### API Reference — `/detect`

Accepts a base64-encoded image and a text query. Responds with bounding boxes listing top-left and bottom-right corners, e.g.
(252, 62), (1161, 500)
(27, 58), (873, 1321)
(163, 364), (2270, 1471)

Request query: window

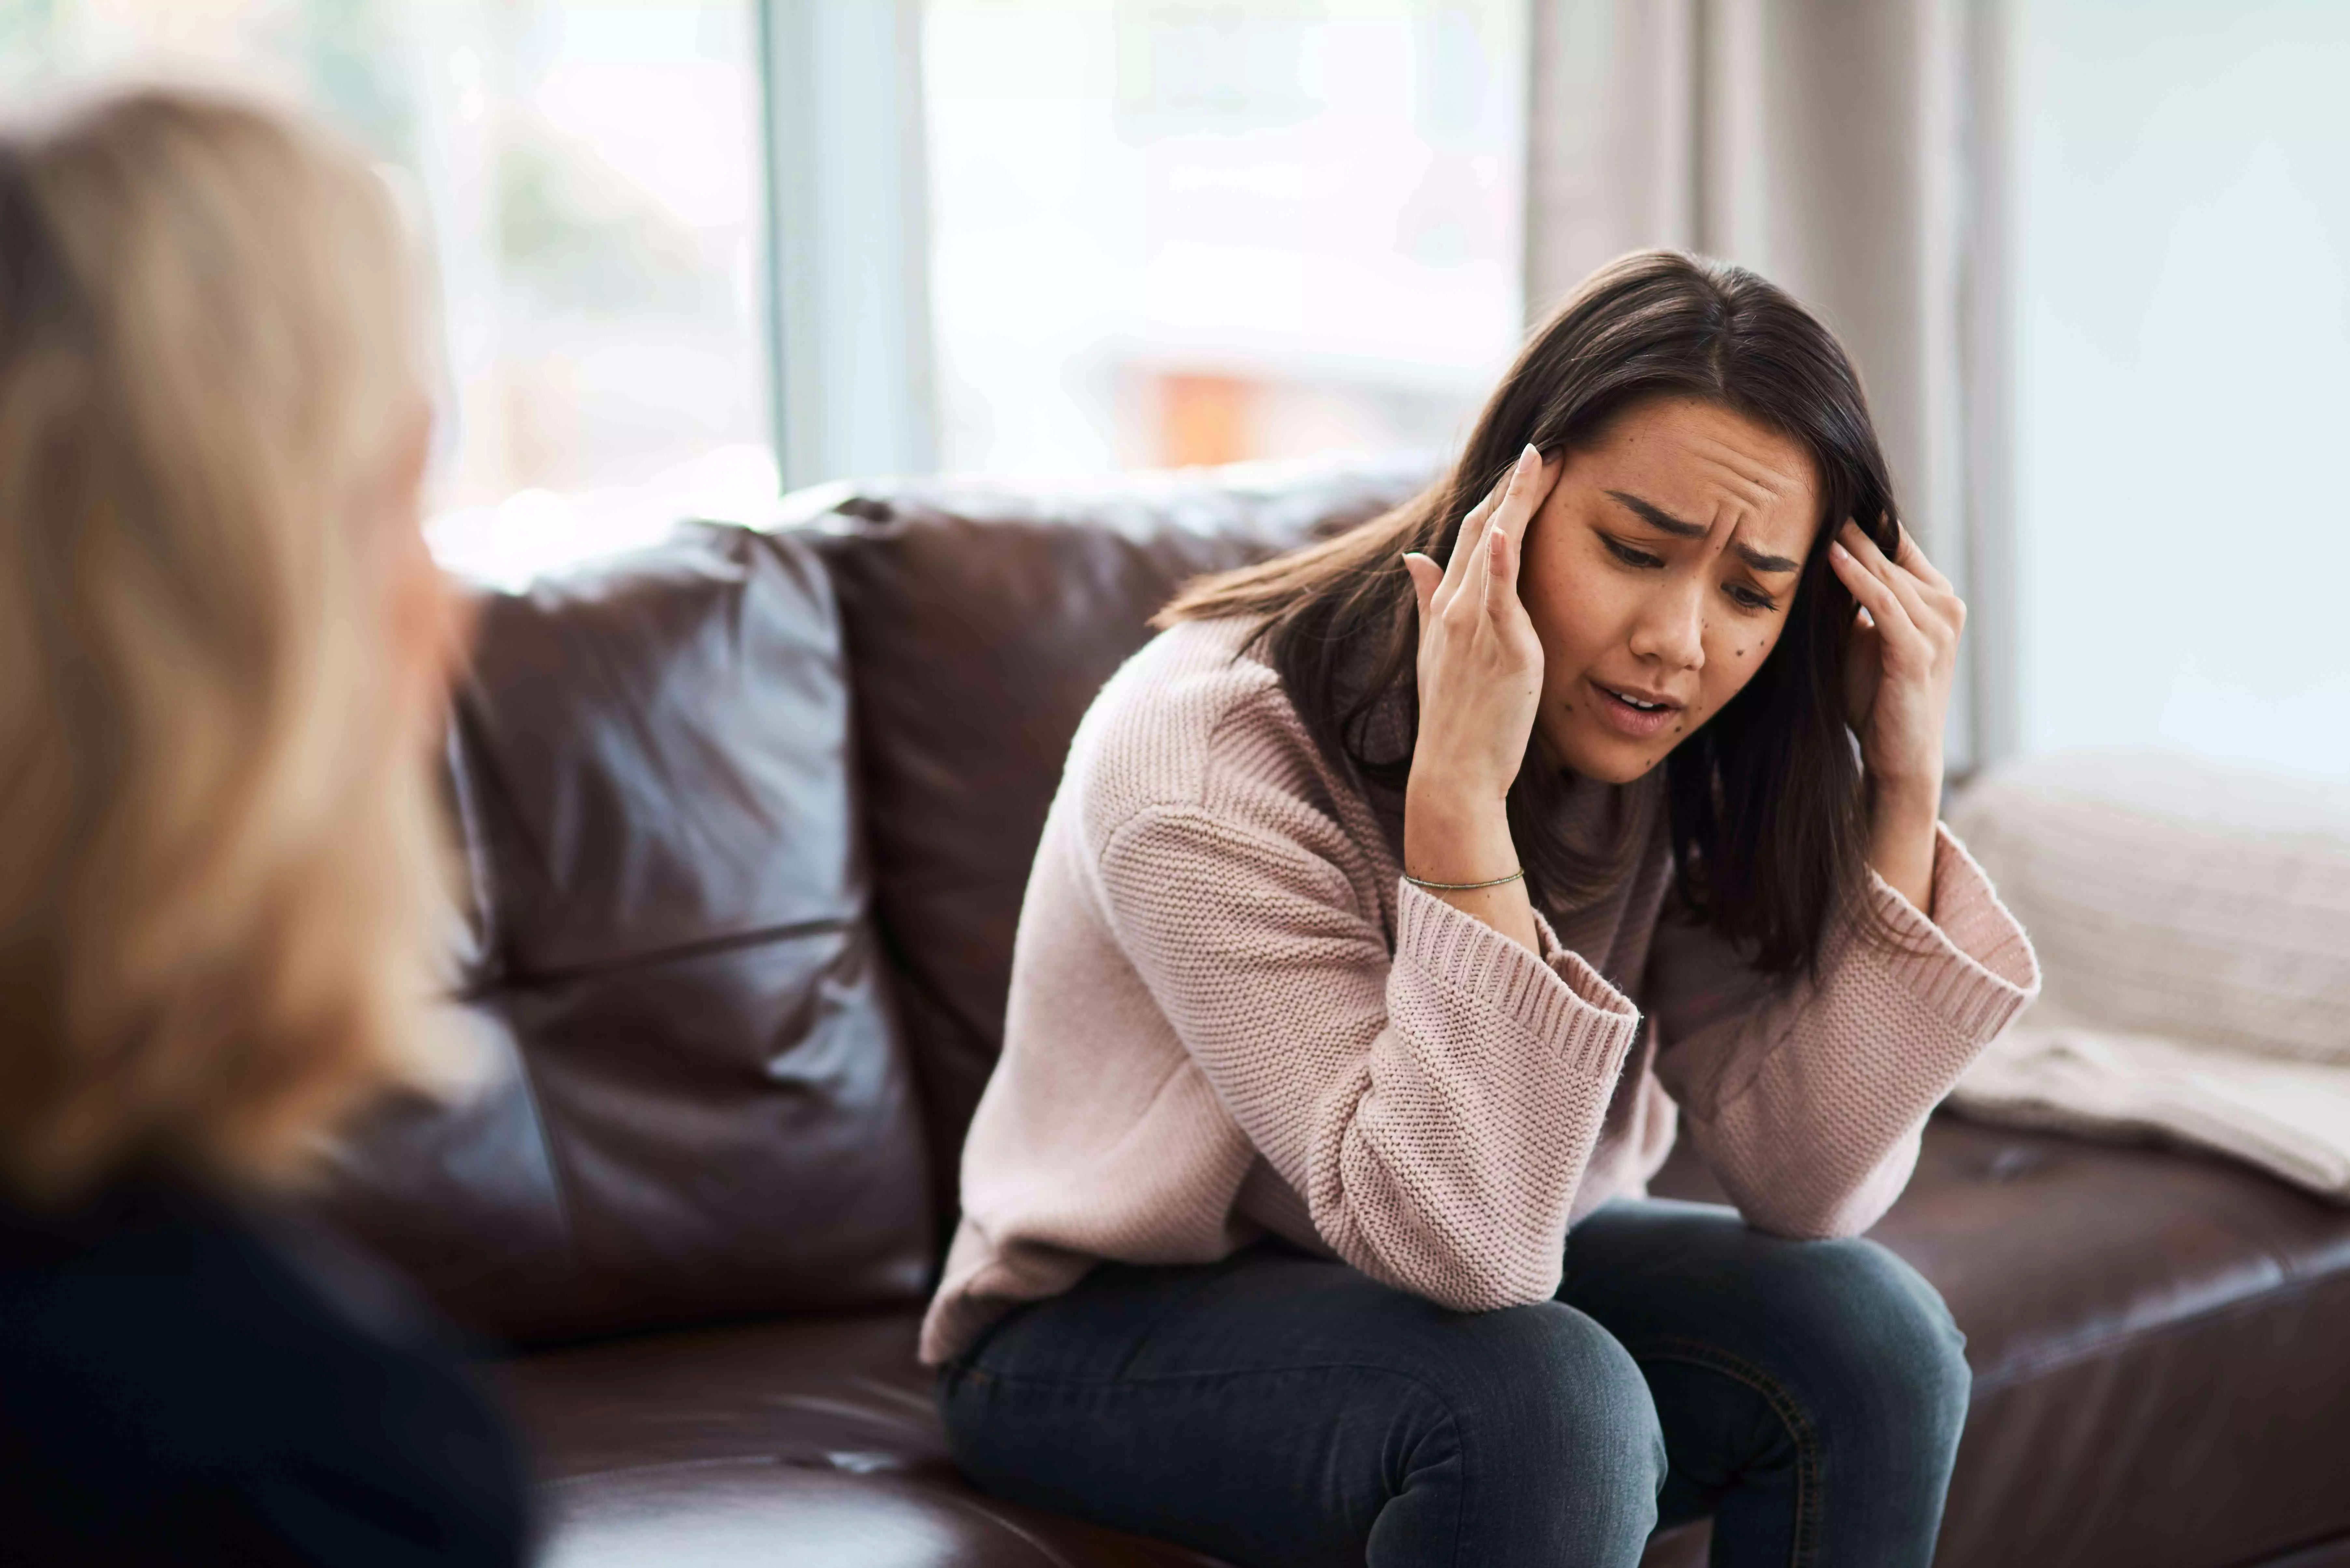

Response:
(0, 0), (773, 579)
(7, 4), (1535, 520)
(921, 0), (1528, 474)
(2014, 0), (2350, 780)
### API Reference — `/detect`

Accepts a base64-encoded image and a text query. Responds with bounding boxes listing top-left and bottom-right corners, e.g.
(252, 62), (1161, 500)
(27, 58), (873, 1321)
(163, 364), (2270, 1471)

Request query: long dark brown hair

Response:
(1157, 249), (1902, 977)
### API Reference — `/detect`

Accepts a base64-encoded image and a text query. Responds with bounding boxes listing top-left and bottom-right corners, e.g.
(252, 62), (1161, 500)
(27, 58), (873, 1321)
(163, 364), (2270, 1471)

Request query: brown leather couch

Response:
(319, 457), (2350, 1568)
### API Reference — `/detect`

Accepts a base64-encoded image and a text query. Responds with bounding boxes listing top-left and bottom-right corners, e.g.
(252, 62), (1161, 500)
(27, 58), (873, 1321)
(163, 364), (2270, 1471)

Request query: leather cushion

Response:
(318, 523), (933, 1344)
(793, 456), (1437, 1223)
(503, 1116), (2350, 1568)
(1651, 1115), (2350, 1568)
(502, 1311), (1225, 1568)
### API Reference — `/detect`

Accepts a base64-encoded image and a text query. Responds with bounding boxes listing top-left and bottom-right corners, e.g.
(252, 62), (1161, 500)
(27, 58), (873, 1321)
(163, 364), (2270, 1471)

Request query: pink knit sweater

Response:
(919, 616), (2039, 1365)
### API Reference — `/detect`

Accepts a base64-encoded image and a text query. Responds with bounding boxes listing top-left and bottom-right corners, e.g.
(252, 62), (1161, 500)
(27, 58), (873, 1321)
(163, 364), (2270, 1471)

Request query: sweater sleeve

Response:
(1645, 820), (2041, 1238)
(1096, 801), (1640, 1312)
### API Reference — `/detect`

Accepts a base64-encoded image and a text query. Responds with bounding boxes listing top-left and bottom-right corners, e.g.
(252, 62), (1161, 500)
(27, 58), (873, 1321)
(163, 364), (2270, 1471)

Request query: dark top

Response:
(0, 1172), (532, 1567)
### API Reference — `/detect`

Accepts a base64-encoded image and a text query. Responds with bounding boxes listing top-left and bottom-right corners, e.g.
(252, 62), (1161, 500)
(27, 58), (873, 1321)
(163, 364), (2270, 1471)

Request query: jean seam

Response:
(1627, 1334), (1821, 1568)
(945, 1358), (1474, 1567)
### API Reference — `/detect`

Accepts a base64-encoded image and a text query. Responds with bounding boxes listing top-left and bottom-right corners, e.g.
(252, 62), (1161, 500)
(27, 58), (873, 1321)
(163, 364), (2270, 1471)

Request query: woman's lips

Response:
(1588, 679), (1681, 738)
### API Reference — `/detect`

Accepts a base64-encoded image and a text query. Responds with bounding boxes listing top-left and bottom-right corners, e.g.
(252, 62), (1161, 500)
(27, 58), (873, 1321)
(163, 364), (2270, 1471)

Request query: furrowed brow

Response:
(1733, 541), (1801, 574)
(1605, 488), (1800, 573)
(1603, 489), (1705, 539)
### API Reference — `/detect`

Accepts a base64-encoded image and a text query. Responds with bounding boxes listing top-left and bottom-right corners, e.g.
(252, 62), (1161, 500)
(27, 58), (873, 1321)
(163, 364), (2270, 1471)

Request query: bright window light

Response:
(0, 0), (774, 582)
(2015, 0), (2350, 782)
(922, 0), (1529, 476)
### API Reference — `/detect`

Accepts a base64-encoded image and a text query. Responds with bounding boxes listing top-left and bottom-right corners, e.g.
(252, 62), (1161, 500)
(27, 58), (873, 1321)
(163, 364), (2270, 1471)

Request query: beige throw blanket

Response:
(1956, 1024), (2350, 1200)
(1947, 750), (2350, 1202)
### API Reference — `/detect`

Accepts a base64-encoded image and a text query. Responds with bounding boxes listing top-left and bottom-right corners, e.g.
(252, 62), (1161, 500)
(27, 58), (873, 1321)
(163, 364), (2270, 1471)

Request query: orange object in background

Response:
(1157, 372), (1259, 467)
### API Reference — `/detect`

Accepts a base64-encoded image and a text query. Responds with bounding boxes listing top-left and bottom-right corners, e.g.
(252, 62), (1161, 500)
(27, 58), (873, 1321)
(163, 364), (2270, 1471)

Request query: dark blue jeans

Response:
(939, 1199), (1970, 1567)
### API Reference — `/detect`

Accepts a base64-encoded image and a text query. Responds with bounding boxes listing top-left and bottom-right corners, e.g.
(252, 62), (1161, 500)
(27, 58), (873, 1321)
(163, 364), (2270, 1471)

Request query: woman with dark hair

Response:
(924, 251), (2039, 1567)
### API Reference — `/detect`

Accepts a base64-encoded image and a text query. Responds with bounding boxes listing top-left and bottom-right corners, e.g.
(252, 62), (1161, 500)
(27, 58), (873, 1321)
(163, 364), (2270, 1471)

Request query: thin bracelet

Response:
(1402, 868), (1526, 891)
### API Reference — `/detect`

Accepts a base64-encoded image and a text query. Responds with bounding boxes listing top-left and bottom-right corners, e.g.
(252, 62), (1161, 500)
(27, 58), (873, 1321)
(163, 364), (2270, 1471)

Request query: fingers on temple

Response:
(1857, 519), (1958, 617)
(1462, 473), (1506, 532)
(1461, 449), (1530, 606)
(1484, 522), (1518, 617)
(1444, 445), (1551, 620)
(1493, 445), (1557, 548)
(1402, 552), (1441, 626)
(1887, 518), (1955, 593)
(1841, 522), (1943, 637)
(1441, 475), (1506, 604)
(1831, 538), (1923, 647)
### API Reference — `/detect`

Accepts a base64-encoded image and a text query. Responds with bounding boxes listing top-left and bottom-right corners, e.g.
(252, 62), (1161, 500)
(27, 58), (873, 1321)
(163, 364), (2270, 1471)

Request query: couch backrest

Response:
(317, 522), (933, 1345)
(796, 455), (1434, 1224)
(318, 456), (1436, 1343)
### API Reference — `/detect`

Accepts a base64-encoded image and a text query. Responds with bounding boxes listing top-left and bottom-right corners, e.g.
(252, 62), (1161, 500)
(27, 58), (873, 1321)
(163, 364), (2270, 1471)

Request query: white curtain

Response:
(1523, 0), (2015, 772)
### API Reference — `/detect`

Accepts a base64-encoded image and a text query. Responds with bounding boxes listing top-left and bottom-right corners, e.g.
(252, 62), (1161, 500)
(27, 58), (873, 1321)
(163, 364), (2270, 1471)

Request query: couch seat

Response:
(503, 1117), (2350, 1568)
(1648, 1115), (2350, 1568)
(501, 1309), (1221, 1568)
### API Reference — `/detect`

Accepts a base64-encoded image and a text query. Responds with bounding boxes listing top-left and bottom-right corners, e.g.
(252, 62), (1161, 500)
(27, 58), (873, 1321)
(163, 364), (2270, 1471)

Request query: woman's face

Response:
(375, 398), (470, 750)
(1518, 396), (1821, 785)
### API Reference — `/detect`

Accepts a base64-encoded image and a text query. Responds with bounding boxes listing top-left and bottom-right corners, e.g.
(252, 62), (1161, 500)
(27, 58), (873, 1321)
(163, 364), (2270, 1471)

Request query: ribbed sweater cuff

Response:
(1863, 822), (2041, 1041)
(1395, 877), (1638, 1072)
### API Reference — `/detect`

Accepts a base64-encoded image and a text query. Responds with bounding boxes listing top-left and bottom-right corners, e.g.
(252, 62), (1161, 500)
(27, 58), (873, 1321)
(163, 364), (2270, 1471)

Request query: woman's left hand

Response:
(1829, 518), (1966, 910)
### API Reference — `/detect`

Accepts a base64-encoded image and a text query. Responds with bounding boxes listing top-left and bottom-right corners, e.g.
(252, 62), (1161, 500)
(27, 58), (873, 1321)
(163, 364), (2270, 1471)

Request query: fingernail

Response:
(1520, 443), (1539, 469)
(1829, 541), (1850, 561)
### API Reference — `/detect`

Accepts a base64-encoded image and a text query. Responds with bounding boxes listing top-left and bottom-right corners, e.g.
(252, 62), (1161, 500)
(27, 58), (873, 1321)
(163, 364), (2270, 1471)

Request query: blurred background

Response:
(3, 0), (2343, 784)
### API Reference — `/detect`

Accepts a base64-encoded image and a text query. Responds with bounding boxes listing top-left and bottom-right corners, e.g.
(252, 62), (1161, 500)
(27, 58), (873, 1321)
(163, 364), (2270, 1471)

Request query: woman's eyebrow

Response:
(1605, 488), (1705, 538)
(1733, 542), (1801, 574)
(1604, 489), (1800, 574)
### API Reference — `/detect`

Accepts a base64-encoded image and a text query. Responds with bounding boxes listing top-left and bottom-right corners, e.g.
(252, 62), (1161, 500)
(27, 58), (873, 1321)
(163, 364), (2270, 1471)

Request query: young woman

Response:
(924, 252), (2040, 1567)
(0, 90), (526, 1562)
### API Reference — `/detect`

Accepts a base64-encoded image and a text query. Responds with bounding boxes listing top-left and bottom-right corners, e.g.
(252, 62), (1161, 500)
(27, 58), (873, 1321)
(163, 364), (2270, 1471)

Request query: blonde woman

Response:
(0, 89), (527, 1563)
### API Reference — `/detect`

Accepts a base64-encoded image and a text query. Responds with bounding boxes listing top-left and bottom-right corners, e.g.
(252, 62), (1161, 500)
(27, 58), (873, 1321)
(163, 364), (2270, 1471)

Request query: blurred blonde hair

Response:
(0, 86), (458, 1206)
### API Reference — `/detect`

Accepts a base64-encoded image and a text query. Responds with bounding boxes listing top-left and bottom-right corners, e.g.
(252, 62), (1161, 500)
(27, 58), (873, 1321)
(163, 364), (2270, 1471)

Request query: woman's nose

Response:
(1627, 580), (1706, 670)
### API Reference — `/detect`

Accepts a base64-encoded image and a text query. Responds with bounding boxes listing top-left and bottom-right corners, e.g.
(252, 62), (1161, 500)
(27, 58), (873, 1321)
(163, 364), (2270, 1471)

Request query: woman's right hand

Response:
(1401, 443), (1560, 807)
(1398, 443), (1560, 951)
